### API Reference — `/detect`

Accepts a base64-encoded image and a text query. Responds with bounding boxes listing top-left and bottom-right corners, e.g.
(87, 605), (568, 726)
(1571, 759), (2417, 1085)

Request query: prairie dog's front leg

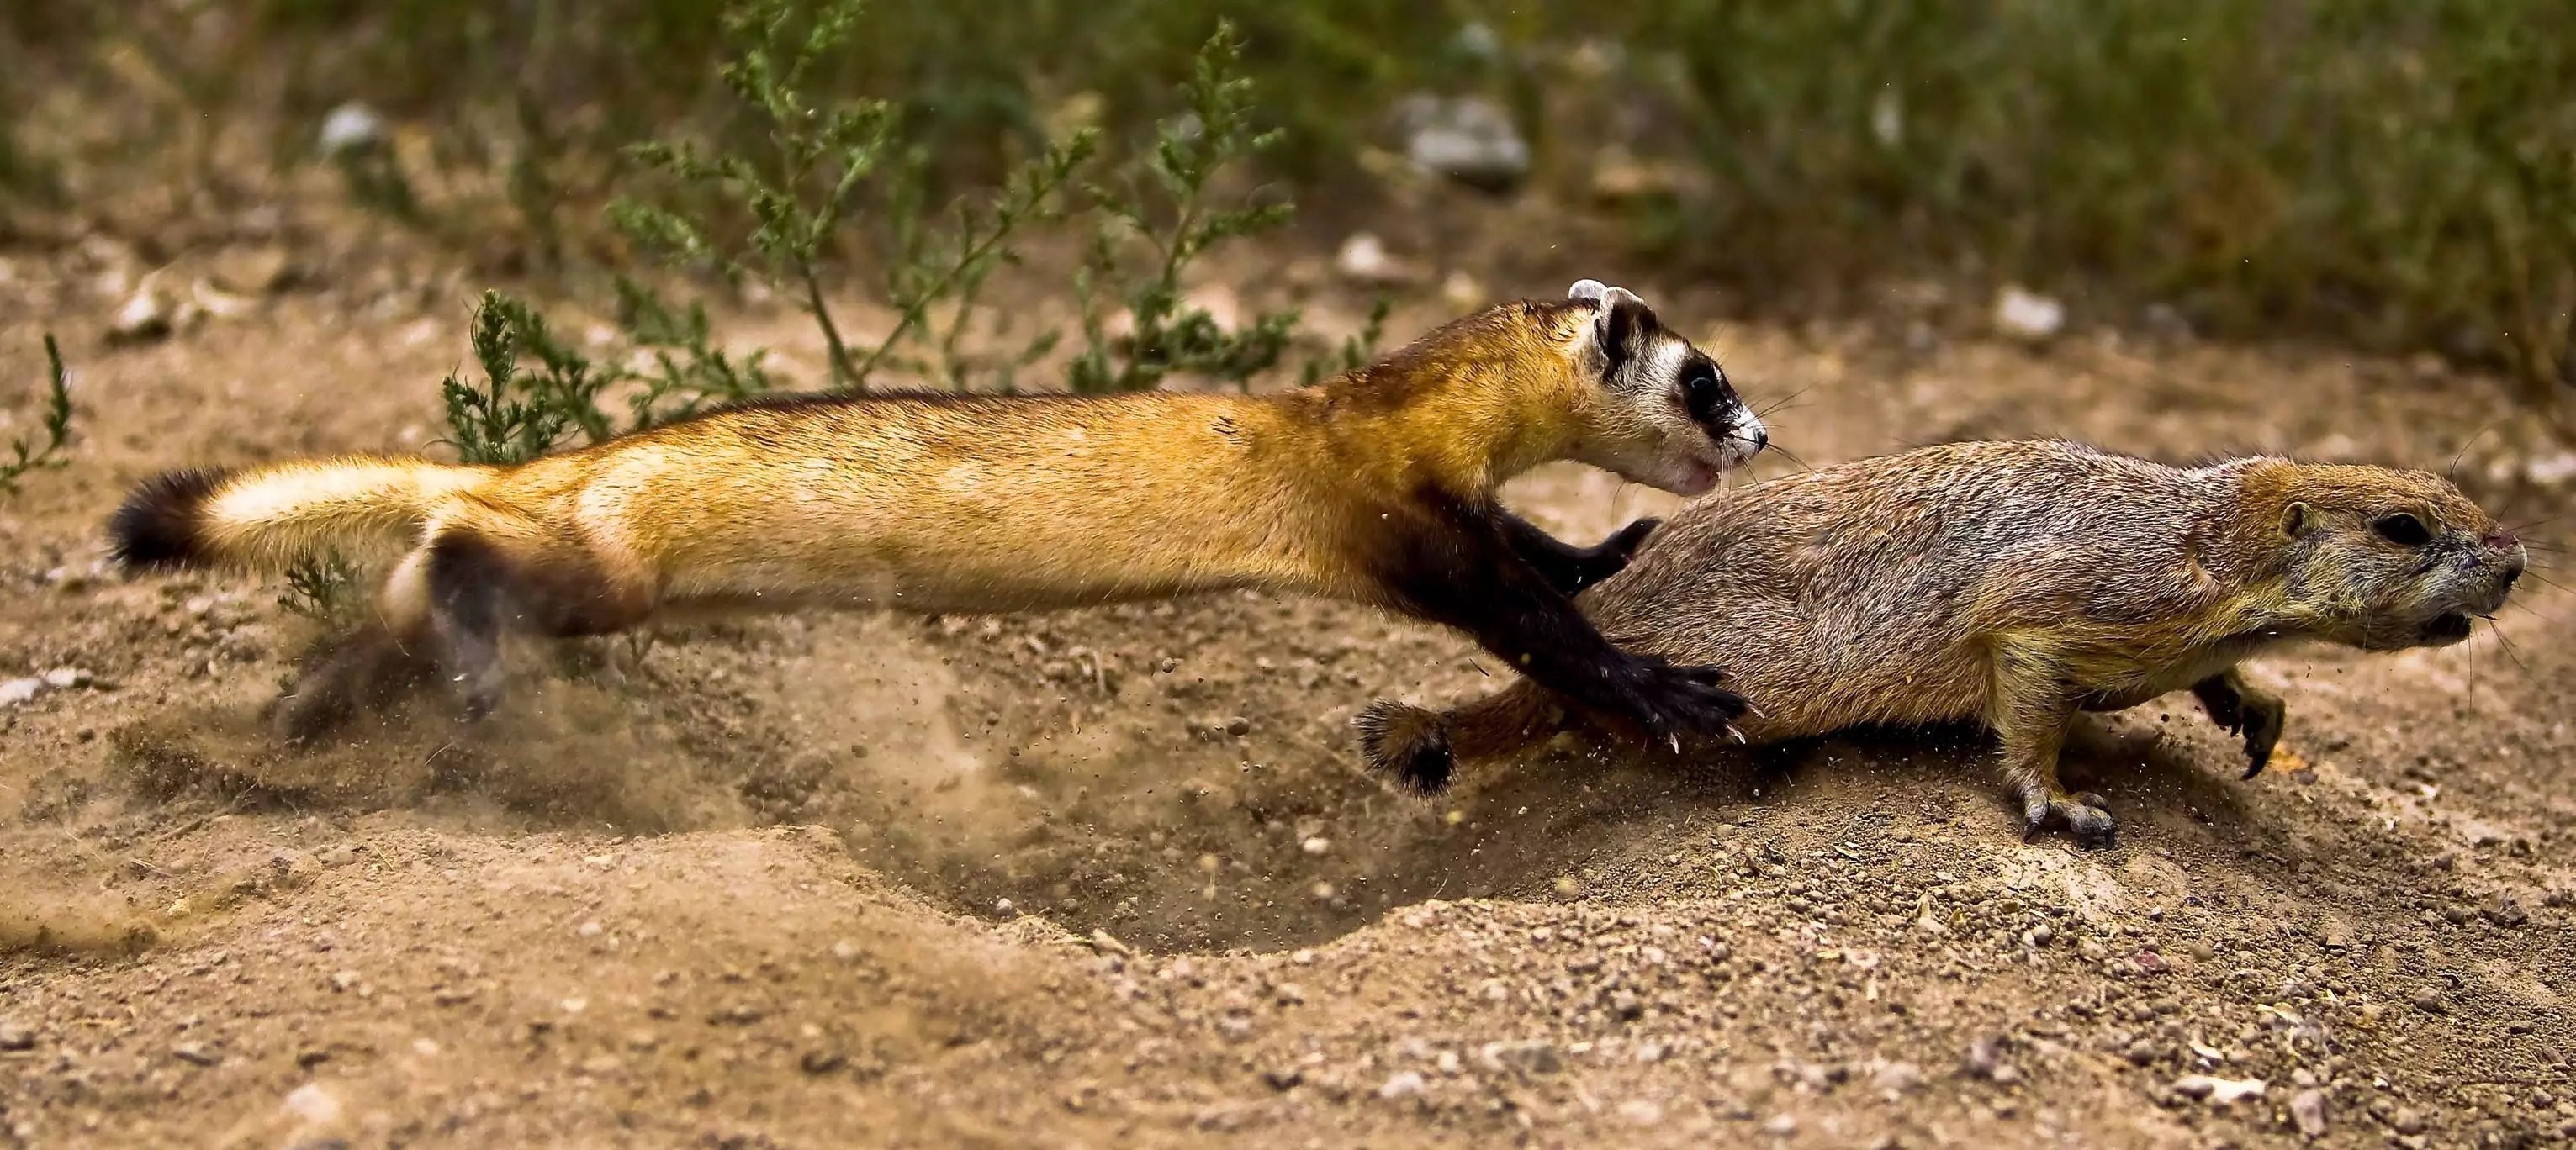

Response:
(1991, 647), (2113, 847)
(2192, 667), (2286, 779)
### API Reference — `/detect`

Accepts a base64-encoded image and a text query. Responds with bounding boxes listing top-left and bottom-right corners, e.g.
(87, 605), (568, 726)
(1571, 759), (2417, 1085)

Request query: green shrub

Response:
(31, 0), (2573, 404)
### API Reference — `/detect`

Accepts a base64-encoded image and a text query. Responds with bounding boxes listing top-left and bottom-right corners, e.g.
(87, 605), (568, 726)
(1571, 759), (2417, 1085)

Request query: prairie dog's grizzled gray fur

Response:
(1357, 440), (2526, 846)
(108, 282), (1768, 745)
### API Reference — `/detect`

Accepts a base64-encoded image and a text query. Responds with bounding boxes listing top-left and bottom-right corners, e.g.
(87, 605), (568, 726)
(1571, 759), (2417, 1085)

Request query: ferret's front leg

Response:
(1495, 512), (1664, 595)
(2192, 667), (2286, 779)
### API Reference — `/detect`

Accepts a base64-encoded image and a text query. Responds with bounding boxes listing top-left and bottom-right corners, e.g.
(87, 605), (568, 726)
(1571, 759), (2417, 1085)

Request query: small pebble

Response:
(1871, 1060), (1924, 1095)
(1378, 1070), (1426, 1100)
(2290, 1088), (2328, 1137)
(0, 1021), (34, 1051)
(2172, 1074), (2265, 1104)
(1300, 836), (1330, 857)
(282, 1083), (343, 1126)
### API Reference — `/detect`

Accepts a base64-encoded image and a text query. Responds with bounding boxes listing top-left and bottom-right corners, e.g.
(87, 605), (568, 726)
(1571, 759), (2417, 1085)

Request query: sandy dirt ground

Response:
(0, 214), (2572, 1149)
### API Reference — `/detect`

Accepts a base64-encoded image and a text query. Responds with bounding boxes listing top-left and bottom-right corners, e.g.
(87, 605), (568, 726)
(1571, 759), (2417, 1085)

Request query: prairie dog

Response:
(110, 281), (1768, 743)
(1358, 440), (2526, 846)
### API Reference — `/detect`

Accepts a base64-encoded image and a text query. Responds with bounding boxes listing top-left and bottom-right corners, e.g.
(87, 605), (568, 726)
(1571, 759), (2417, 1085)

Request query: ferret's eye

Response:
(1680, 367), (1727, 419)
(2372, 513), (2432, 547)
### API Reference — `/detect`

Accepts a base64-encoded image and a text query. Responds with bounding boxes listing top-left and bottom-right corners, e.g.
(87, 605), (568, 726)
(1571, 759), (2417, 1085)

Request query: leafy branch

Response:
(1068, 23), (1301, 395)
(437, 291), (611, 467)
(611, 0), (897, 389)
(1, 334), (74, 496)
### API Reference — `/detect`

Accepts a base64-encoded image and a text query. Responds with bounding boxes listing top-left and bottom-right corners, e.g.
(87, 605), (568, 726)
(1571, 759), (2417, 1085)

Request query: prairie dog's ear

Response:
(1589, 285), (1653, 372)
(2280, 501), (2311, 538)
(1568, 279), (1608, 303)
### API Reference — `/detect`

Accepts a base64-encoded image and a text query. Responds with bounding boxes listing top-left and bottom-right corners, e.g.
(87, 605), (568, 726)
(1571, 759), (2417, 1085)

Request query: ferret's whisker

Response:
(1756, 388), (1814, 419)
(1762, 444), (1820, 476)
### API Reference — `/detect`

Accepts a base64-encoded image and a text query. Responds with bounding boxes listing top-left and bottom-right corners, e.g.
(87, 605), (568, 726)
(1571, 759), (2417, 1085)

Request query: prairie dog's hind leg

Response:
(2192, 667), (2286, 780)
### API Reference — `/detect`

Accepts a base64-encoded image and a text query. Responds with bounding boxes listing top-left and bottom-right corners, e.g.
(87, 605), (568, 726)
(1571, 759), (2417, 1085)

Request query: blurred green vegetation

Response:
(1, 0), (2569, 399)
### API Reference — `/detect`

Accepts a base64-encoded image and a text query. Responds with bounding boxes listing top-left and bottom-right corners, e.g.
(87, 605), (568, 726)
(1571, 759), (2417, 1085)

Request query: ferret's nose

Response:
(1749, 426), (1769, 452)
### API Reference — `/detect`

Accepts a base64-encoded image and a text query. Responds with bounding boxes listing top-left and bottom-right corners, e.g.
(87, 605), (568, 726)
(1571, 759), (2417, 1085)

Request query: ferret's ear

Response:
(2280, 501), (2310, 538)
(1589, 285), (1653, 372)
(1568, 279), (1608, 303)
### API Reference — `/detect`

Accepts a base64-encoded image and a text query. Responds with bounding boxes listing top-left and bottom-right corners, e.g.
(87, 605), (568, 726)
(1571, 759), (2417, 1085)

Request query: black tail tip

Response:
(1354, 700), (1454, 797)
(107, 467), (228, 572)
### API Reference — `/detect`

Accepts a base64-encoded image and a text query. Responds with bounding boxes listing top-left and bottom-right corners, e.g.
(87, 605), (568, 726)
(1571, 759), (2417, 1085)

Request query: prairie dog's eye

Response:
(2372, 513), (2432, 547)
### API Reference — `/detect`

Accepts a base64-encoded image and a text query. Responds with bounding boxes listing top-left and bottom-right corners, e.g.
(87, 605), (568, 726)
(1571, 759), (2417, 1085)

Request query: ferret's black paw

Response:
(1598, 516), (1663, 561)
(1620, 655), (1748, 745)
(1562, 517), (1664, 591)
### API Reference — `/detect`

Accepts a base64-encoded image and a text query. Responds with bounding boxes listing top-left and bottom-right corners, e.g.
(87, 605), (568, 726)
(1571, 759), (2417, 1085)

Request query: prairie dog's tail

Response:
(108, 456), (495, 574)
(1354, 681), (1568, 796)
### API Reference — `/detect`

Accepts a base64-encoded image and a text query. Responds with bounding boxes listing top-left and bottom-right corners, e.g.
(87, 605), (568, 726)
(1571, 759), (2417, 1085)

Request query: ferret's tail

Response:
(1354, 681), (1568, 796)
(108, 456), (497, 575)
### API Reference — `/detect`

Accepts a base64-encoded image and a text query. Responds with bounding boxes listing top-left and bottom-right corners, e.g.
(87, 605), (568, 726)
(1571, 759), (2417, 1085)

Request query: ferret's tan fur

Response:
(112, 282), (1768, 743)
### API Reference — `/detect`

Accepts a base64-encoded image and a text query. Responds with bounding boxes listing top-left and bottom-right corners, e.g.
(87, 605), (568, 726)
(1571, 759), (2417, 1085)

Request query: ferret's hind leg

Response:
(2191, 667), (2285, 780)
(271, 546), (442, 745)
(417, 503), (655, 724)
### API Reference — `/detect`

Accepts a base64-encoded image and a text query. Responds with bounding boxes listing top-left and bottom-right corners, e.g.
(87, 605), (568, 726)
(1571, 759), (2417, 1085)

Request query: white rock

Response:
(319, 103), (387, 156)
(1300, 836), (1331, 857)
(2173, 1074), (2267, 1104)
(2526, 451), (2576, 487)
(190, 280), (256, 319)
(1335, 233), (1420, 287)
(282, 1083), (343, 1125)
(1377, 1070), (1427, 1100)
(108, 281), (176, 346)
(40, 667), (91, 690)
(0, 678), (43, 706)
(1993, 285), (2066, 342)
(1394, 95), (1530, 193)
